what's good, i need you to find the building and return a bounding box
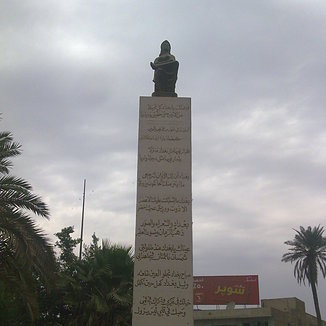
[194,297,326,326]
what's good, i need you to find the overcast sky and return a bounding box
[1,0,326,318]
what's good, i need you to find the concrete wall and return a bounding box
[262,297,326,326]
[305,313,326,326]
[194,297,326,326]
[194,307,274,326]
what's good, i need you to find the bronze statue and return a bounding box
[151,40,179,97]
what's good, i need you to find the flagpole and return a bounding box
[79,179,86,260]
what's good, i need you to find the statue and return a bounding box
[150,40,179,97]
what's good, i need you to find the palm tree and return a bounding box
[0,130,56,321]
[282,225,326,325]
[60,240,134,325]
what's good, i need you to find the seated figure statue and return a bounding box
[150,40,179,97]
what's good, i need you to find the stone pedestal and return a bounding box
[132,96,193,326]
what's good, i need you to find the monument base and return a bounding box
[132,96,193,326]
[152,91,177,97]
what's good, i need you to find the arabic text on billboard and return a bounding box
[193,275,259,305]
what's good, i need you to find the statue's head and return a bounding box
[160,40,171,55]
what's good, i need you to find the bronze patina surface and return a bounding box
[151,40,179,97]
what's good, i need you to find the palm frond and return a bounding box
[0,175,49,218]
[0,127,55,322]
[282,225,326,286]
[0,131,21,174]
[0,208,55,287]
[58,239,134,325]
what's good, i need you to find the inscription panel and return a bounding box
[133,97,193,326]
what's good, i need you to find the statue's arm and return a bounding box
[150,62,156,69]
[151,59,175,69]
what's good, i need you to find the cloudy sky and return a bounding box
[1,0,326,318]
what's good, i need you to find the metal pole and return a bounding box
[79,179,86,260]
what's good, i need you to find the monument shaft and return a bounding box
[133,96,193,326]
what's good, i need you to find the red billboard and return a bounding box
[194,275,259,305]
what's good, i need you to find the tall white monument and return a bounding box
[132,41,193,326]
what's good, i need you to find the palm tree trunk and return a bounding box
[311,280,322,326]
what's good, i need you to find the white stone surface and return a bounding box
[132,96,193,326]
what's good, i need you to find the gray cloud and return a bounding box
[1,0,326,318]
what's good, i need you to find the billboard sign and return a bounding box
[193,275,259,305]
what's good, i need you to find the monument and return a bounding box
[151,40,179,97]
[132,41,193,326]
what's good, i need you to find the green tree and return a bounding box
[37,226,81,325]
[0,130,56,322]
[83,232,100,261]
[55,226,80,272]
[282,225,326,325]
[60,239,134,325]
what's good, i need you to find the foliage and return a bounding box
[37,227,133,325]
[0,130,56,322]
[83,232,100,261]
[55,226,80,272]
[0,126,134,324]
[36,226,81,325]
[59,237,134,325]
[282,225,326,325]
